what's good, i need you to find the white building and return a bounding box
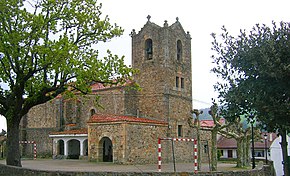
[217,132,290,176]
[269,135,290,176]
[217,133,275,160]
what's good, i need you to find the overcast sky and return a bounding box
[0,0,289,131]
[99,0,290,108]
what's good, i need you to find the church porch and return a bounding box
[49,129,88,159]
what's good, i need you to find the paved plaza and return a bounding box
[0,159,243,173]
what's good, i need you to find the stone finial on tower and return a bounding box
[130,29,136,37]
[164,20,168,27]
[147,15,151,22]
[186,31,191,39]
[176,17,179,22]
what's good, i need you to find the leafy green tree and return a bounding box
[211,21,289,175]
[0,0,135,167]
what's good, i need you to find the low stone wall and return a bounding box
[0,163,275,176]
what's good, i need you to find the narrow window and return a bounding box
[181,77,184,89]
[90,109,96,116]
[178,125,183,137]
[177,40,182,61]
[204,144,208,154]
[176,76,179,88]
[145,39,153,60]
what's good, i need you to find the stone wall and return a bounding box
[90,88,126,115]
[88,118,198,165]
[124,88,138,116]
[136,94,168,120]
[22,100,58,129]
[20,87,129,157]
[88,123,125,163]
[22,86,129,132]
[129,19,196,165]
[131,19,192,124]
[75,88,127,128]
[88,122,168,164]
[125,123,168,164]
[21,128,54,157]
[19,100,58,158]
[199,130,212,163]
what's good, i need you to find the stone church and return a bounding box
[20,16,200,164]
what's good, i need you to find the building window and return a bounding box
[145,39,153,60]
[176,76,184,89]
[178,125,183,137]
[176,76,179,88]
[254,150,264,157]
[204,144,208,154]
[181,77,184,89]
[90,109,96,116]
[177,40,182,61]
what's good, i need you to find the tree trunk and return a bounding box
[280,128,289,176]
[6,117,22,167]
[236,137,243,167]
[243,135,251,167]
[211,129,217,171]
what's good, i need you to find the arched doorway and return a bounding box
[57,140,64,155]
[67,139,80,159]
[99,137,113,162]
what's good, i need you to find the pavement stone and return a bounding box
[0,159,242,173]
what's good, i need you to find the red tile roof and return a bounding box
[88,114,168,125]
[217,133,278,149]
[217,137,237,149]
[91,81,134,92]
[66,123,77,127]
[50,128,87,135]
[91,82,107,91]
[200,119,225,127]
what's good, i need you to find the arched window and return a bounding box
[145,39,153,60]
[90,109,96,116]
[177,40,182,61]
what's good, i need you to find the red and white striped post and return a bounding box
[157,138,198,173]
[34,143,37,159]
[194,139,198,173]
[19,141,37,160]
[158,138,162,172]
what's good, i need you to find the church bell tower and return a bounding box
[130,16,193,138]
